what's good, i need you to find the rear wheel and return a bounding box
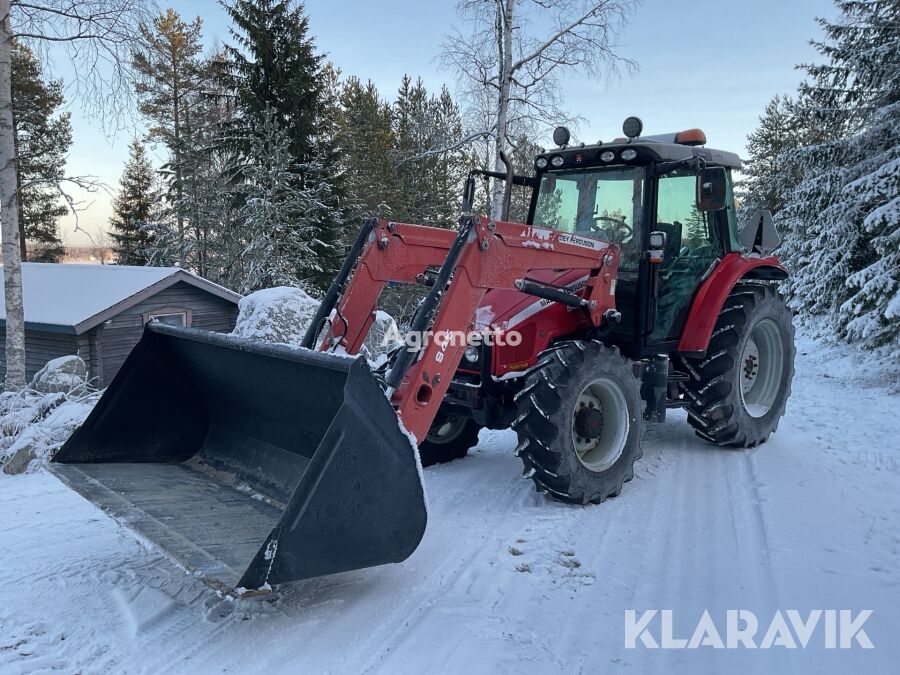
[679,283,795,447]
[512,341,642,505]
[418,414,480,467]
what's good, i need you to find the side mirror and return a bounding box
[648,230,667,263]
[696,167,727,211]
[648,231,666,249]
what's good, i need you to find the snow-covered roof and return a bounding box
[0,263,241,334]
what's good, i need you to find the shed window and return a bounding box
[148,311,189,327]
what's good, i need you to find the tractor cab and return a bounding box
[526,118,743,357]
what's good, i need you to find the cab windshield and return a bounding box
[532,166,644,268]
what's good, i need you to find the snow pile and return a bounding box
[1,356,101,475]
[793,316,900,391]
[231,286,400,359]
[231,287,320,349]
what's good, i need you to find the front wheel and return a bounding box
[418,414,481,467]
[512,341,643,505]
[678,283,795,447]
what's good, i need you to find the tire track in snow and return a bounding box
[597,416,790,675]
[346,431,619,673]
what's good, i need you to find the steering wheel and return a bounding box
[592,215,633,243]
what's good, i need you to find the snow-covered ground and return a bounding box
[0,333,897,674]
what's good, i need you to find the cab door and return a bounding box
[648,169,725,344]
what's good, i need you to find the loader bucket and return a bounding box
[49,323,427,594]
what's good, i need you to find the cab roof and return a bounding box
[535,134,742,172]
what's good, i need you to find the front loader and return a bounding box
[50,117,795,594]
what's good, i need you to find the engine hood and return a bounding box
[474,268,591,331]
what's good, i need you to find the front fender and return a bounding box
[677,253,787,354]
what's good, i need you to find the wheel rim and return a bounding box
[740,318,784,418]
[426,415,468,444]
[571,377,629,472]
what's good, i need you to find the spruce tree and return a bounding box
[225,0,344,291]
[225,0,321,163]
[428,86,470,226]
[337,77,398,222]
[393,76,431,221]
[392,77,471,227]
[11,42,72,262]
[778,0,899,348]
[239,108,331,292]
[739,94,804,219]
[110,140,158,265]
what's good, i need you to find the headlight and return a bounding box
[621,148,638,161]
[535,157,548,169]
[550,155,565,167]
[600,150,615,162]
[464,346,480,363]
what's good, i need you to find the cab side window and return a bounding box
[656,170,719,259]
[650,170,722,343]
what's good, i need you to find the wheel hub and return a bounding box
[739,318,785,418]
[426,415,467,444]
[742,339,760,392]
[571,378,629,473]
[574,404,604,440]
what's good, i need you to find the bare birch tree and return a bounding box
[442,0,637,217]
[0,0,146,389]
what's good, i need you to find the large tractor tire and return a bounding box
[512,341,643,505]
[679,283,795,447]
[419,413,481,467]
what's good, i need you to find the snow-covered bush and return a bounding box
[1,356,101,475]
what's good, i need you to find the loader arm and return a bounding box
[311,216,622,442]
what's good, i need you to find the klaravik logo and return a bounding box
[624,610,874,649]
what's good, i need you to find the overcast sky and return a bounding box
[51,0,837,246]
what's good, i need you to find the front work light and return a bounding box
[552,126,571,146]
[622,116,643,139]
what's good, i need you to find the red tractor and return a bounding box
[51,118,795,593]
[412,120,795,505]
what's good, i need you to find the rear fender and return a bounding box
[677,253,787,355]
